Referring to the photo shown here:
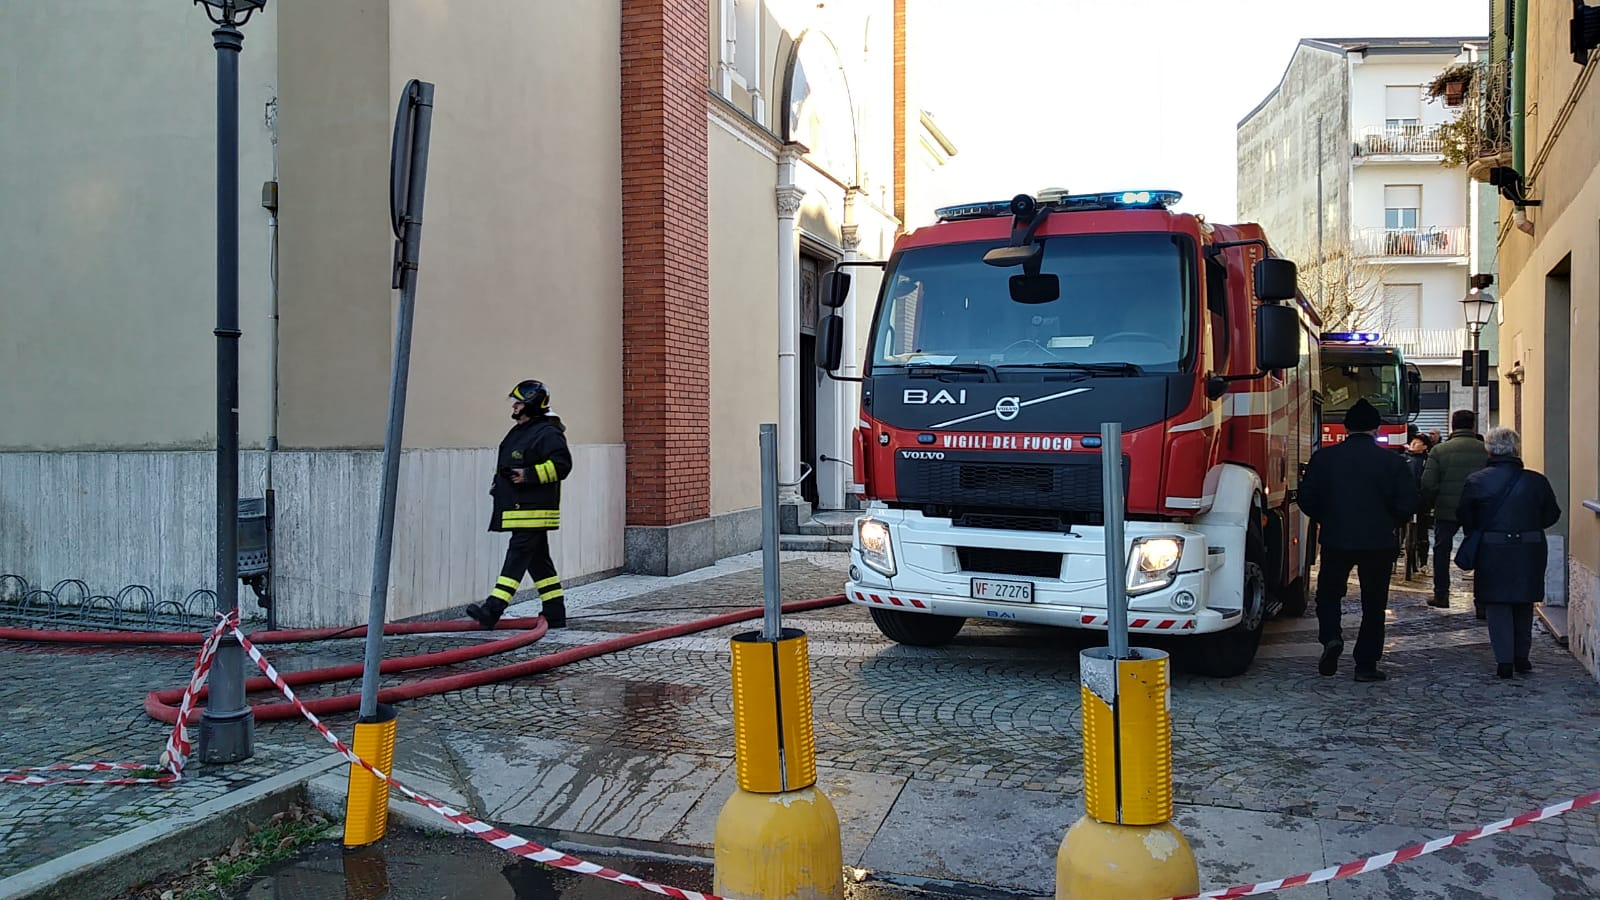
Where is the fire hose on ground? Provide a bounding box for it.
[0,596,850,722]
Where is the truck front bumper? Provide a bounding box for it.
[845,509,1240,636]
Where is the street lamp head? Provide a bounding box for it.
[194,0,267,26]
[1461,286,1497,334]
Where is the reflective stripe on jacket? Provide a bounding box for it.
[489,415,572,532]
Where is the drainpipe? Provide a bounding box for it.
[1512,0,1528,173]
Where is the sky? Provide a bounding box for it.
[910,0,1489,224]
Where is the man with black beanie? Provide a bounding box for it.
[1298,398,1419,681]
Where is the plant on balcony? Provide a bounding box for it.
[1437,106,1482,169]
[1427,63,1476,107]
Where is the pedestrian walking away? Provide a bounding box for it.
[1455,427,1562,679]
[465,379,573,630]
[1420,409,1488,613]
[1298,398,1420,682]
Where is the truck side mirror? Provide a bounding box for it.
[821,271,850,308]
[1255,303,1299,371]
[1254,258,1298,301]
[817,314,844,371]
[1405,363,1423,418]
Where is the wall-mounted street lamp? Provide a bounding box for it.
[1461,285,1497,425]
[193,0,269,765]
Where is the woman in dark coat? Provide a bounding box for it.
[1455,427,1562,678]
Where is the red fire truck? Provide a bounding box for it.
[1317,332,1422,450]
[816,189,1323,677]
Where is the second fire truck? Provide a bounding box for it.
[1317,332,1422,449]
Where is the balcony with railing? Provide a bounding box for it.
[1352,124,1445,159]
[1353,225,1468,261]
[1430,59,1512,175]
[1384,327,1469,363]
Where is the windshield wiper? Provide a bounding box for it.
[901,362,998,380]
[996,361,1144,376]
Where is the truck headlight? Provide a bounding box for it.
[1127,536,1183,595]
[857,518,896,577]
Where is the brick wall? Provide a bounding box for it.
[620,0,712,527]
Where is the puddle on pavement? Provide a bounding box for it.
[234,826,950,899]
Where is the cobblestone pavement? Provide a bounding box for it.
[398,553,1600,871]
[0,626,537,880]
[3,550,1598,893]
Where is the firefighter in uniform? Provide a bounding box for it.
[464,380,572,630]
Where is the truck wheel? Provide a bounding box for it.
[869,607,965,647]
[1182,561,1266,678]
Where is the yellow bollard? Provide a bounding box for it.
[343,702,398,848]
[713,628,843,899]
[1057,648,1199,899]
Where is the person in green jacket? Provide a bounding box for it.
[1420,409,1488,614]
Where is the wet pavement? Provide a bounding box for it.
[5,550,1600,898]
[235,826,950,899]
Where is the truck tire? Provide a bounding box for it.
[1181,561,1266,678]
[869,607,965,647]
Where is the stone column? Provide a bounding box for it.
[775,143,807,514]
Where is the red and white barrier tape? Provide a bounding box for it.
[0,613,232,786]
[9,610,1600,899]
[231,626,726,900]
[1174,787,1600,899]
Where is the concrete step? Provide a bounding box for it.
[796,510,859,536]
[1536,603,1569,646]
[779,533,852,552]
[797,521,855,536]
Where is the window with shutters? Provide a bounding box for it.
[1384,184,1421,230]
[1384,85,1422,131]
[1382,283,1422,329]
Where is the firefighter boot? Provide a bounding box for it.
[465,597,509,630]
[542,598,567,629]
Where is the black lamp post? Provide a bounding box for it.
[194,0,267,765]
[1461,286,1497,426]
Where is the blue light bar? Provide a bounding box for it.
[1066,190,1182,210]
[934,190,1183,221]
[1321,331,1382,344]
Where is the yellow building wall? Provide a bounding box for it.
[708,124,781,517]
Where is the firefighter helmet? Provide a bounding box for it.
[509,379,550,412]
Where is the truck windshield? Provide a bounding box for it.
[1322,353,1403,418]
[869,233,1194,374]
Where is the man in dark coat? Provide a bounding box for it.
[464,379,573,630]
[1421,409,1488,611]
[1456,427,1562,677]
[1298,398,1420,681]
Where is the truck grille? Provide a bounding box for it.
[955,512,1068,532]
[896,456,1127,514]
[957,547,1063,578]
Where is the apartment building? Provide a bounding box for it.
[1238,36,1498,434]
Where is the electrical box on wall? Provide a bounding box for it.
[261,179,278,212]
